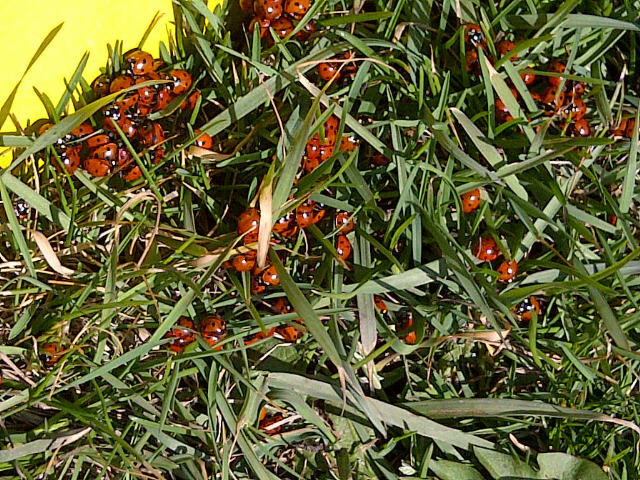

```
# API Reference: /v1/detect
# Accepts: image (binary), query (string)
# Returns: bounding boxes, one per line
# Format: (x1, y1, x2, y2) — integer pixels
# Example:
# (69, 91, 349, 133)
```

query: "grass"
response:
(1, 0, 640, 478)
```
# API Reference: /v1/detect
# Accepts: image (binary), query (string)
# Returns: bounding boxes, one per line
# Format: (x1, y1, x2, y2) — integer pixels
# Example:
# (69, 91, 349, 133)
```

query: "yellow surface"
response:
(0, 0, 220, 133)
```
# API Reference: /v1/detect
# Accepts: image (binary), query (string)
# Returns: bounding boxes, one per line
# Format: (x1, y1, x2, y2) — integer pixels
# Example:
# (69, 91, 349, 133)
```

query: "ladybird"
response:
(473, 237, 500, 262)
(573, 119, 591, 137)
(318, 142, 334, 162)
(91, 74, 111, 98)
(295, 202, 315, 229)
(547, 61, 566, 88)
(497, 260, 518, 282)
(55, 147, 81, 175)
(181, 90, 201, 111)
(117, 147, 133, 168)
(323, 116, 340, 143)
(168, 70, 193, 95)
(460, 188, 481, 214)
(124, 50, 154, 76)
(335, 211, 354, 233)
(273, 297, 294, 315)
(374, 296, 388, 314)
(154, 88, 175, 111)
(340, 51, 358, 80)
(497, 40, 517, 59)
(271, 16, 294, 38)
(109, 74, 135, 94)
(259, 413, 284, 434)
(115, 93, 139, 113)
(232, 251, 257, 272)
(306, 136, 321, 160)
(273, 211, 297, 236)
(199, 315, 227, 348)
(195, 129, 213, 149)
(93, 142, 118, 164)
(312, 202, 326, 224)
(608, 214, 617, 226)
(261, 265, 280, 287)
(398, 311, 417, 344)
(139, 122, 165, 148)
(135, 77, 156, 105)
(284, 0, 309, 20)
(14, 201, 30, 221)
(104, 116, 137, 138)
(317, 62, 340, 82)
(278, 325, 303, 341)
(238, 208, 260, 238)
(340, 135, 359, 152)
(40, 342, 64, 367)
(251, 276, 266, 294)
(123, 166, 143, 182)
(295, 21, 316, 41)
(572, 81, 586, 96)
(495, 98, 513, 123)
(541, 86, 566, 114)
(464, 23, 485, 48)
(255, 0, 283, 20)
(86, 134, 110, 150)
(561, 97, 586, 120)
(244, 328, 276, 345)
(165, 317, 197, 353)
(465, 49, 479, 74)
(71, 122, 94, 137)
(336, 234, 352, 261)
(520, 70, 536, 86)
(249, 16, 271, 39)
(149, 147, 165, 165)
(625, 118, 638, 138)
(515, 296, 542, 322)
(84, 157, 111, 177)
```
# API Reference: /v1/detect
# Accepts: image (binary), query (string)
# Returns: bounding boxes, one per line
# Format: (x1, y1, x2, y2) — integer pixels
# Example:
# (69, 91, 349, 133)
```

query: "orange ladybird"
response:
(515, 296, 542, 322)
(200, 315, 227, 349)
(460, 188, 481, 214)
(547, 61, 566, 88)
(165, 317, 197, 353)
(336, 234, 352, 261)
(497, 260, 518, 282)
(335, 212, 354, 233)
(473, 237, 500, 262)
(40, 342, 64, 367)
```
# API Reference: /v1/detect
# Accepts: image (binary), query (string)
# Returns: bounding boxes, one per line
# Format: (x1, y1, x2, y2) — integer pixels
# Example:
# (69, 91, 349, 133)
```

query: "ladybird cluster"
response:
(40, 49, 201, 181)
(463, 24, 591, 137)
(609, 117, 640, 138)
(316, 51, 358, 84)
(303, 114, 359, 173)
(164, 315, 227, 353)
(460, 187, 542, 322)
(241, 0, 315, 42)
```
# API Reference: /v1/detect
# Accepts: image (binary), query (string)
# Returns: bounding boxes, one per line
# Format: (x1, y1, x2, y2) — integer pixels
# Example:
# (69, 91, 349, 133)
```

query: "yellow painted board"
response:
(0, 1, 221, 167)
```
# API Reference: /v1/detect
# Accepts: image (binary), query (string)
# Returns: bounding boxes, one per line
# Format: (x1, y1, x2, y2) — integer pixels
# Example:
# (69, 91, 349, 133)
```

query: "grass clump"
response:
(1, 0, 640, 478)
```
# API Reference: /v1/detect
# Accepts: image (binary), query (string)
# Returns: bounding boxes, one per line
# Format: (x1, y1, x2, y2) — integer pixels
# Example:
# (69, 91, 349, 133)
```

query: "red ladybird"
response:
(273, 211, 297, 236)
(335, 211, 354, 233)
(238, 208, 260, 239)
(93, 143, 118, 164)
(625, 118, 638, 138)
(109, 75, 135, 94)
(136, 77, 156, 105)
(295, 202, 315, 229)
(284, 0, 309, 20)
(497, 40, 517, 59)
(245, 327, 277, 345)
(561, 96, 586, 120)
(460, 188, 481, 214)
(336, 234, 352, 261)
(249, 16, 271, 39)
(573, 119, 591, 137)
(541, 86, 566, 114)
(232, 251, 257, 272)
(302, 155, 320, 173)
(547, 61, 566, 88)
(154, 88, 175, 111)
(323, 116, 339, 143)
(255, 0, 283, 20)
(86, 134, 110, 150)
(318, 142, 334, 162)
(295, 21, 316, 41)
(465, 49, 479, 74)
(271, 17, 294, 38)
(124, 50, 154, 76)
(123, 166, 143, 182)
(306, 135, 321, 160)
(117, 147, 133, 168)
(374, 296, 388, 314)
(259, 413, 284, 434)
(139, 122, 165, 148)
(495, 98, 513, 123)
(200, 315, 227, 348)
(181, 90, 201, 110)
(473, 237, 500, 262)
(40, 342, 64, 367)
(84, 157, 111, 177)
(261, 265, 280, 286)
(55, 147, 82, 175)
(71, 122, 94, 137)
(520, 70, 537, 86)
(91, 74, 111, 98)
(340, 135, 359, 152)
(497, 260, 518, 282)
(398, 311, 417, 344)
(464, 23, 485, 48)
(165, 317, 197, 353)
(515, 296, 542, 322)
(195, 129, 213, 149)
(317, 62, 340, 82)
(168, 70, 193, 95)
